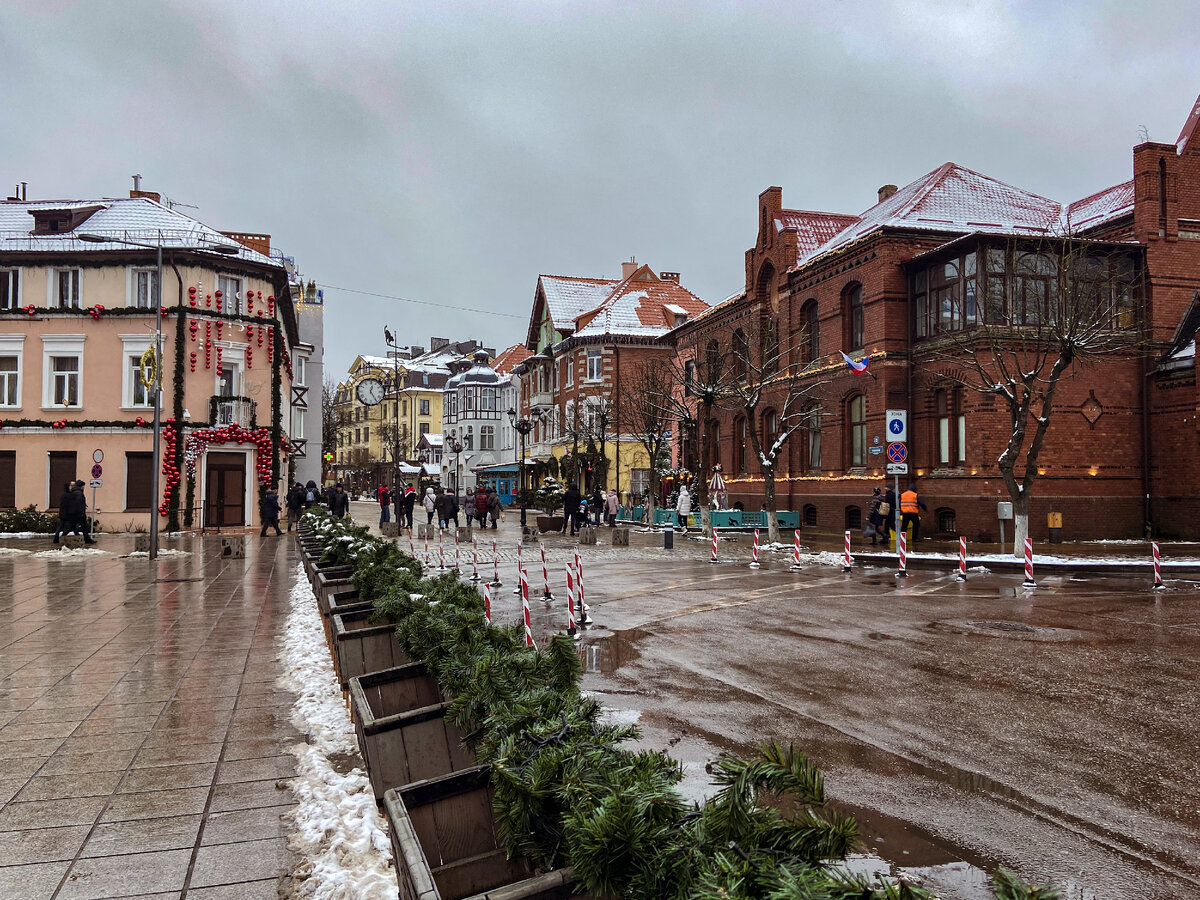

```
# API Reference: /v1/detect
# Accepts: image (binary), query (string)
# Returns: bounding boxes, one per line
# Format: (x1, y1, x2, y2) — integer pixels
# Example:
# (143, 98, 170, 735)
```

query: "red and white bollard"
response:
(896, 531, 908, 578)
(409, 534, 417, 559)
(1022, 537, 1035, 587)
(575, 548, 591, 625)
(438, 531, 446, 571)
(470, 536, 480, 582)
(842, 530, 852, 573)
(749, 529, 761, 569)
(513, 541, 524, 595)
(956, 536, 967, 582)
(482, 583, 492, 626)
(490, 538, 502, 587)
(423, 534, 430, 566)
(454, 531, 461, 571)
(790, 529, 803, 571)
(710, 527, 719, 563)
(520, 567, 534, 648)
(565, 564, 577, 638)
(540, 542, 554, 601)
(1152, 541, 1164, 589)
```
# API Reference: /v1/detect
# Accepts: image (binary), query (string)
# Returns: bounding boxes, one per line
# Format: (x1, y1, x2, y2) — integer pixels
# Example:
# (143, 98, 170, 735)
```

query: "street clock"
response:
(356, 377, 385, 406)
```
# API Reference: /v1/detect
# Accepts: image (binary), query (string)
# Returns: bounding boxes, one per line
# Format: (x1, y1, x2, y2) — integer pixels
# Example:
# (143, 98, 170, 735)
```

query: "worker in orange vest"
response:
(900, 482, 927, 542)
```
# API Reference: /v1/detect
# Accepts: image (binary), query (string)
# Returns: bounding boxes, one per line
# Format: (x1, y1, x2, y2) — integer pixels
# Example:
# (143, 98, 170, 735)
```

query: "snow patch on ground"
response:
(31, 547, 109, 558)
(279, 565, 394, 899)
(0, 547, 31, 555)
(0, 532, 53, 539)
(124, 549, 191, 558)
(808, 551, 852, 569)
(598, 706, 642, 728)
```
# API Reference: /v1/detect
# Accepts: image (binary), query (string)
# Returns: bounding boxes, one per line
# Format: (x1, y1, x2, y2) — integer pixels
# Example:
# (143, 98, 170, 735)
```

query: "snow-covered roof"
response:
(1178, 91, 1200, 154)
(422, 433, 444, 447)
(776, 209, 863, 264)
(569, 267, 710, 341)
(1065, 181, 1135, 232)
(0, 196, 274, 266)
(421, 462, 442, 477)
(539, 275, 620, 331)
(491, 344, 530, 375)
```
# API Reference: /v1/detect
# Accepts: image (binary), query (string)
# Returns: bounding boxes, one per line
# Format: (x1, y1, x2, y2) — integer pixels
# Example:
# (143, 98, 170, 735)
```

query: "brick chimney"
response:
(430, 337, 450, 352)
(878, 184, 898, 203)
(1133, 142, 1179, 241)
(621, 258, 638, 279)
(659, 271, 680, 283)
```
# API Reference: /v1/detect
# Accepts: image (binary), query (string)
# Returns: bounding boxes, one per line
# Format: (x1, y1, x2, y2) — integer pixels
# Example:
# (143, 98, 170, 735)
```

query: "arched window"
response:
(845, 506, 862, 530)
(844, 284, 864, 350)
(796, 300, 819, 366)
(847, 394, 866, 468)
(762, 316, 779, 375)
(705, 340, 720, 384)
(804, 405, 822, 472)
(934, 388, 966, 466)
(936, 507, 957, 534)
(803, 504, 818, 527)
(735, 417, 748, 473)
(732, 329, 748, 379)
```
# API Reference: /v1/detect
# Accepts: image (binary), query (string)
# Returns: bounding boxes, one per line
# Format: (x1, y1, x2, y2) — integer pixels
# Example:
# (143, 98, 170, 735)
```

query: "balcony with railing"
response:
(211, 395, 257, 427)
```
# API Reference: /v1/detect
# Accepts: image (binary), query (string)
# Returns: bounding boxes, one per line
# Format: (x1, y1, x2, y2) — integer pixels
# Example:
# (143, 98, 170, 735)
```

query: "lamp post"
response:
(78, 232, 238, 560)
(383, 327, 404, 492)
(507, 407, 544, 528)
(449, 438, 464, 509)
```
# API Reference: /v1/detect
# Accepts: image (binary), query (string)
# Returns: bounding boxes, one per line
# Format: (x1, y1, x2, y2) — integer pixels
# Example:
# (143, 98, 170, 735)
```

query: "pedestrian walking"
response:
(676, 486, 692, 533)
(605, 488, 619, 527)
(71, 481, 96, 543)
(304, 479, 319, 508)
(486, 488, 501, 529)
(423, 486, 437, 525)
(403, 485, 417, 529)
(865, 487, 883, 545)
(474, 487, 489, 528)
(591, 485, 603, 526)
(52, 481, 74, 543)
(286, 482, 305, 531)
(562, 482, 582, 535)
(878, 485, 896, 545)
(576, 499, 589, 534)
(378, 484, 391, 527)
(260, 486, 284, 536)
(900, 481, 927, 542)
(330, 483, 350, 519)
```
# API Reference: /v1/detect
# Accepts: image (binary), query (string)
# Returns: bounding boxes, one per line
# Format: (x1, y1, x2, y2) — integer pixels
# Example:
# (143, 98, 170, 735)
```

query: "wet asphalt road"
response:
(470, 523, 1200, 900)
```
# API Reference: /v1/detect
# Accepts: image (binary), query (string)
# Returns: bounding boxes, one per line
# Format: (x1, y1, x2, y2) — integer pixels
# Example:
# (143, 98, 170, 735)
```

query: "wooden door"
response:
(48, 451, 77, 510)
(204, 451, 246, 527)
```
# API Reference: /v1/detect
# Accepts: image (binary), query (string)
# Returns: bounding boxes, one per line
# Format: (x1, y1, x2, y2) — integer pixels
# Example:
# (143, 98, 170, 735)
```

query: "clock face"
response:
(356, 377, 385, 406)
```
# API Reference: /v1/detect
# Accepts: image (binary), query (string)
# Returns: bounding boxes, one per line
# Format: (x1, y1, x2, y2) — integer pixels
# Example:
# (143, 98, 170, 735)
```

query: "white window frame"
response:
(0, 334, 25, 408)
(0, 268, 19, 310)
(218, 274, 243, 315)
(565, 353, 573, 387)
(480, 425, 495, 450)
(295, 354, 307, 386)
(40, 334, 85, 410)
(48, 268, 82, 309)
(119, 334, 154, 410)
(291, 408, 305, 440)
(586, 349, 603, 382)
(126, 266, 159, 309)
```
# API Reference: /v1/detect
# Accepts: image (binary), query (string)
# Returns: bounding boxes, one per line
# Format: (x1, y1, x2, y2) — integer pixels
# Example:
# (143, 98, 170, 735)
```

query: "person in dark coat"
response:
(286, 482, 305, 532)
(878, 485, 896, 545)
(591, 486, 603, 526)
(53, 481, 74, 543)
(402, 485, 417, 529)
(486, 488, 501, 529)
(329, 483, 350, 519)
(378, 485, 391, 527)
(304, 479, 320, 508)
(474, 488, 489, 528)
(71, 481, 96, 543)
(260, 487, 284, 536)
(433, 490, 452, 530)
(562, 482, 582, 535)
(866, 487, 883, 546)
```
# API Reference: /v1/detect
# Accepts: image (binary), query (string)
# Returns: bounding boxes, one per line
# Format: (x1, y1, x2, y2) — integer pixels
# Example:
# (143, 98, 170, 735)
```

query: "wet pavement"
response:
(0, 534, 301, 899)
(4, 505, 1199, 899)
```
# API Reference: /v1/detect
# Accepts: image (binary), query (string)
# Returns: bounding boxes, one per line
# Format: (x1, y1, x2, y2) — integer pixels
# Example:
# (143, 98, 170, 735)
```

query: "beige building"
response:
(0, 188, 305, 529)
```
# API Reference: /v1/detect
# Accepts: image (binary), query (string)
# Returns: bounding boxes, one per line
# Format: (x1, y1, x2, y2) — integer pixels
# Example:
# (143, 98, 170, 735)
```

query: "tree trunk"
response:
(763, 473, 779, 543)
(1012, 492, 1029, 558)
(699, 405, 713, 536)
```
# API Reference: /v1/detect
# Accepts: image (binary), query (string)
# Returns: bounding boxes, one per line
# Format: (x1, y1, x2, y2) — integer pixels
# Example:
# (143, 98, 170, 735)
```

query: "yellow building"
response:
(331, 339, 486, 491)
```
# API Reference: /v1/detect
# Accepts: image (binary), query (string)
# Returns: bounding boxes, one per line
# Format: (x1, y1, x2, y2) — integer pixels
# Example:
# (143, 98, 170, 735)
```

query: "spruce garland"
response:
(302, 511, 1063, 900)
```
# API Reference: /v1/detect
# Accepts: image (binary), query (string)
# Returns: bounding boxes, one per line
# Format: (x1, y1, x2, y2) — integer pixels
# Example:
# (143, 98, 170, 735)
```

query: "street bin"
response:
(1048, 512, 1063, 543)
(663, 529, 674, 550)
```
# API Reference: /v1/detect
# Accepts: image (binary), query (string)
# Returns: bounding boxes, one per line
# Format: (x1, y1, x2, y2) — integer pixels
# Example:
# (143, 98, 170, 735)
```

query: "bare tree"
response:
(623, 360, 677, 517)
(562, 387, 615, 492)
(920, 235, 1143, 555)
(716, 316, 824, 543)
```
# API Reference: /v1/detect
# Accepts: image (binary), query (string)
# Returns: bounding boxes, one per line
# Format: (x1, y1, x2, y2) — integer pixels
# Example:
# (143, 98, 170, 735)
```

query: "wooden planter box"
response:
(384, 766, 581, 900)
(331, 609, 409, 688)
(535, 515, 563, 535)
(316, 569, 356, 615)
(349, 662, 474, 801)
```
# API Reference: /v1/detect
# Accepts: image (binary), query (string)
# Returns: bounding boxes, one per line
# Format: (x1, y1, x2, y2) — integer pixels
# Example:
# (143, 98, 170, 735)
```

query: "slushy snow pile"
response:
(124, 548, 191, 558)
(32, 547, 109, 558)
(280, 565, 394, 898)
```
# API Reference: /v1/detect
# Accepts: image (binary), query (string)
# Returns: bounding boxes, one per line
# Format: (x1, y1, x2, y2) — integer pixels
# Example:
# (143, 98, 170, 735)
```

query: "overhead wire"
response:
(317, 283, 525, 320)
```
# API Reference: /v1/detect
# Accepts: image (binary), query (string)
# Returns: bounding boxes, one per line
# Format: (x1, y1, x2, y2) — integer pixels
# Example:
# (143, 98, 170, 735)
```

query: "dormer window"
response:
(29, 205, 104, 235)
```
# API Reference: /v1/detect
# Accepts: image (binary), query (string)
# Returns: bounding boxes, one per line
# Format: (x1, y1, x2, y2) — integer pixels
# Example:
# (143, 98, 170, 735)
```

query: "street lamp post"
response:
(507, 407, 544, 528)
(78, 232, 237, 561)
(383, 327, 404, 492)
(449, 438, 464, 502)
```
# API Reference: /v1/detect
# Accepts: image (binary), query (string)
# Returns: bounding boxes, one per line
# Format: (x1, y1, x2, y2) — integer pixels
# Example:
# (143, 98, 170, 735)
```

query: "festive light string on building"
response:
(317, 283, 526, 320)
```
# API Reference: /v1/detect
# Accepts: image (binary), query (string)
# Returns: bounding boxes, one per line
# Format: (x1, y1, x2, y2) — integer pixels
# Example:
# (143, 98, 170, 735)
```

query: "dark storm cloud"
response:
(1, 1, 1197, 380)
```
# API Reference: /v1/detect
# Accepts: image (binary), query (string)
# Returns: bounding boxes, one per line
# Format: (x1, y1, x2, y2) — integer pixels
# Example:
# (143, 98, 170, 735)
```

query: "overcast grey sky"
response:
(1, 1, 1197, 380)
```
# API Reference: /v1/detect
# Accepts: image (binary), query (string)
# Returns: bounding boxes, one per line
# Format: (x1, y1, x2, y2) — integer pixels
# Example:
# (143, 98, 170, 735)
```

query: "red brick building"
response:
(678, 91, 1200, 541)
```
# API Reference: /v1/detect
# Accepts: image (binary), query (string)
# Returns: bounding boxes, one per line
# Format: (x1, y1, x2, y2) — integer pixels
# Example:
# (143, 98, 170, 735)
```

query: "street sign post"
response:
(886, 463, 909, 475)
(884, 410, 908, 552)
(885, 409, 907, 443)
(92, 449, 104, 464)
(886, 443, 907, 464)
(91, 463, 102, 479)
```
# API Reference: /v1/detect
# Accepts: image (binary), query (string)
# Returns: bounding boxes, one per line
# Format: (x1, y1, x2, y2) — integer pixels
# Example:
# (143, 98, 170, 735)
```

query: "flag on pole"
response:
(839, 350, 869, 375)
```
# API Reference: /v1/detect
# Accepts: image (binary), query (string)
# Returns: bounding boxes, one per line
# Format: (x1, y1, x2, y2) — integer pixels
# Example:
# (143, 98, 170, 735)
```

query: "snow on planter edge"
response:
(279, 563, 394, 899)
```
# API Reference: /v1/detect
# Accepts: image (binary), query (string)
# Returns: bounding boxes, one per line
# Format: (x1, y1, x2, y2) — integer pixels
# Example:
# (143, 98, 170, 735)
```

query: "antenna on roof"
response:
(161, 194, 199, 211)
(1137, 124, 1150, 142)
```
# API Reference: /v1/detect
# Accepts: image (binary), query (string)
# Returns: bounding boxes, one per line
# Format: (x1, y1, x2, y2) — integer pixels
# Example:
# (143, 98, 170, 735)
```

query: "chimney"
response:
(877, 184, 898, 203)
(430, 337, 450, 352)
(129, 174, 160, 203)
(621, 257, 638, 279)
(659, 271, 680, 283)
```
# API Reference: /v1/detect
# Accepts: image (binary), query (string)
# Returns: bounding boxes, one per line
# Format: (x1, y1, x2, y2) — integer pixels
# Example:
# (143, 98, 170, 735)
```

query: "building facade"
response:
(442, 350, 517, 499)
(681, 91, 1200, 541)
(0, 188, 305, 529)
(516, 262, 709, 499)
